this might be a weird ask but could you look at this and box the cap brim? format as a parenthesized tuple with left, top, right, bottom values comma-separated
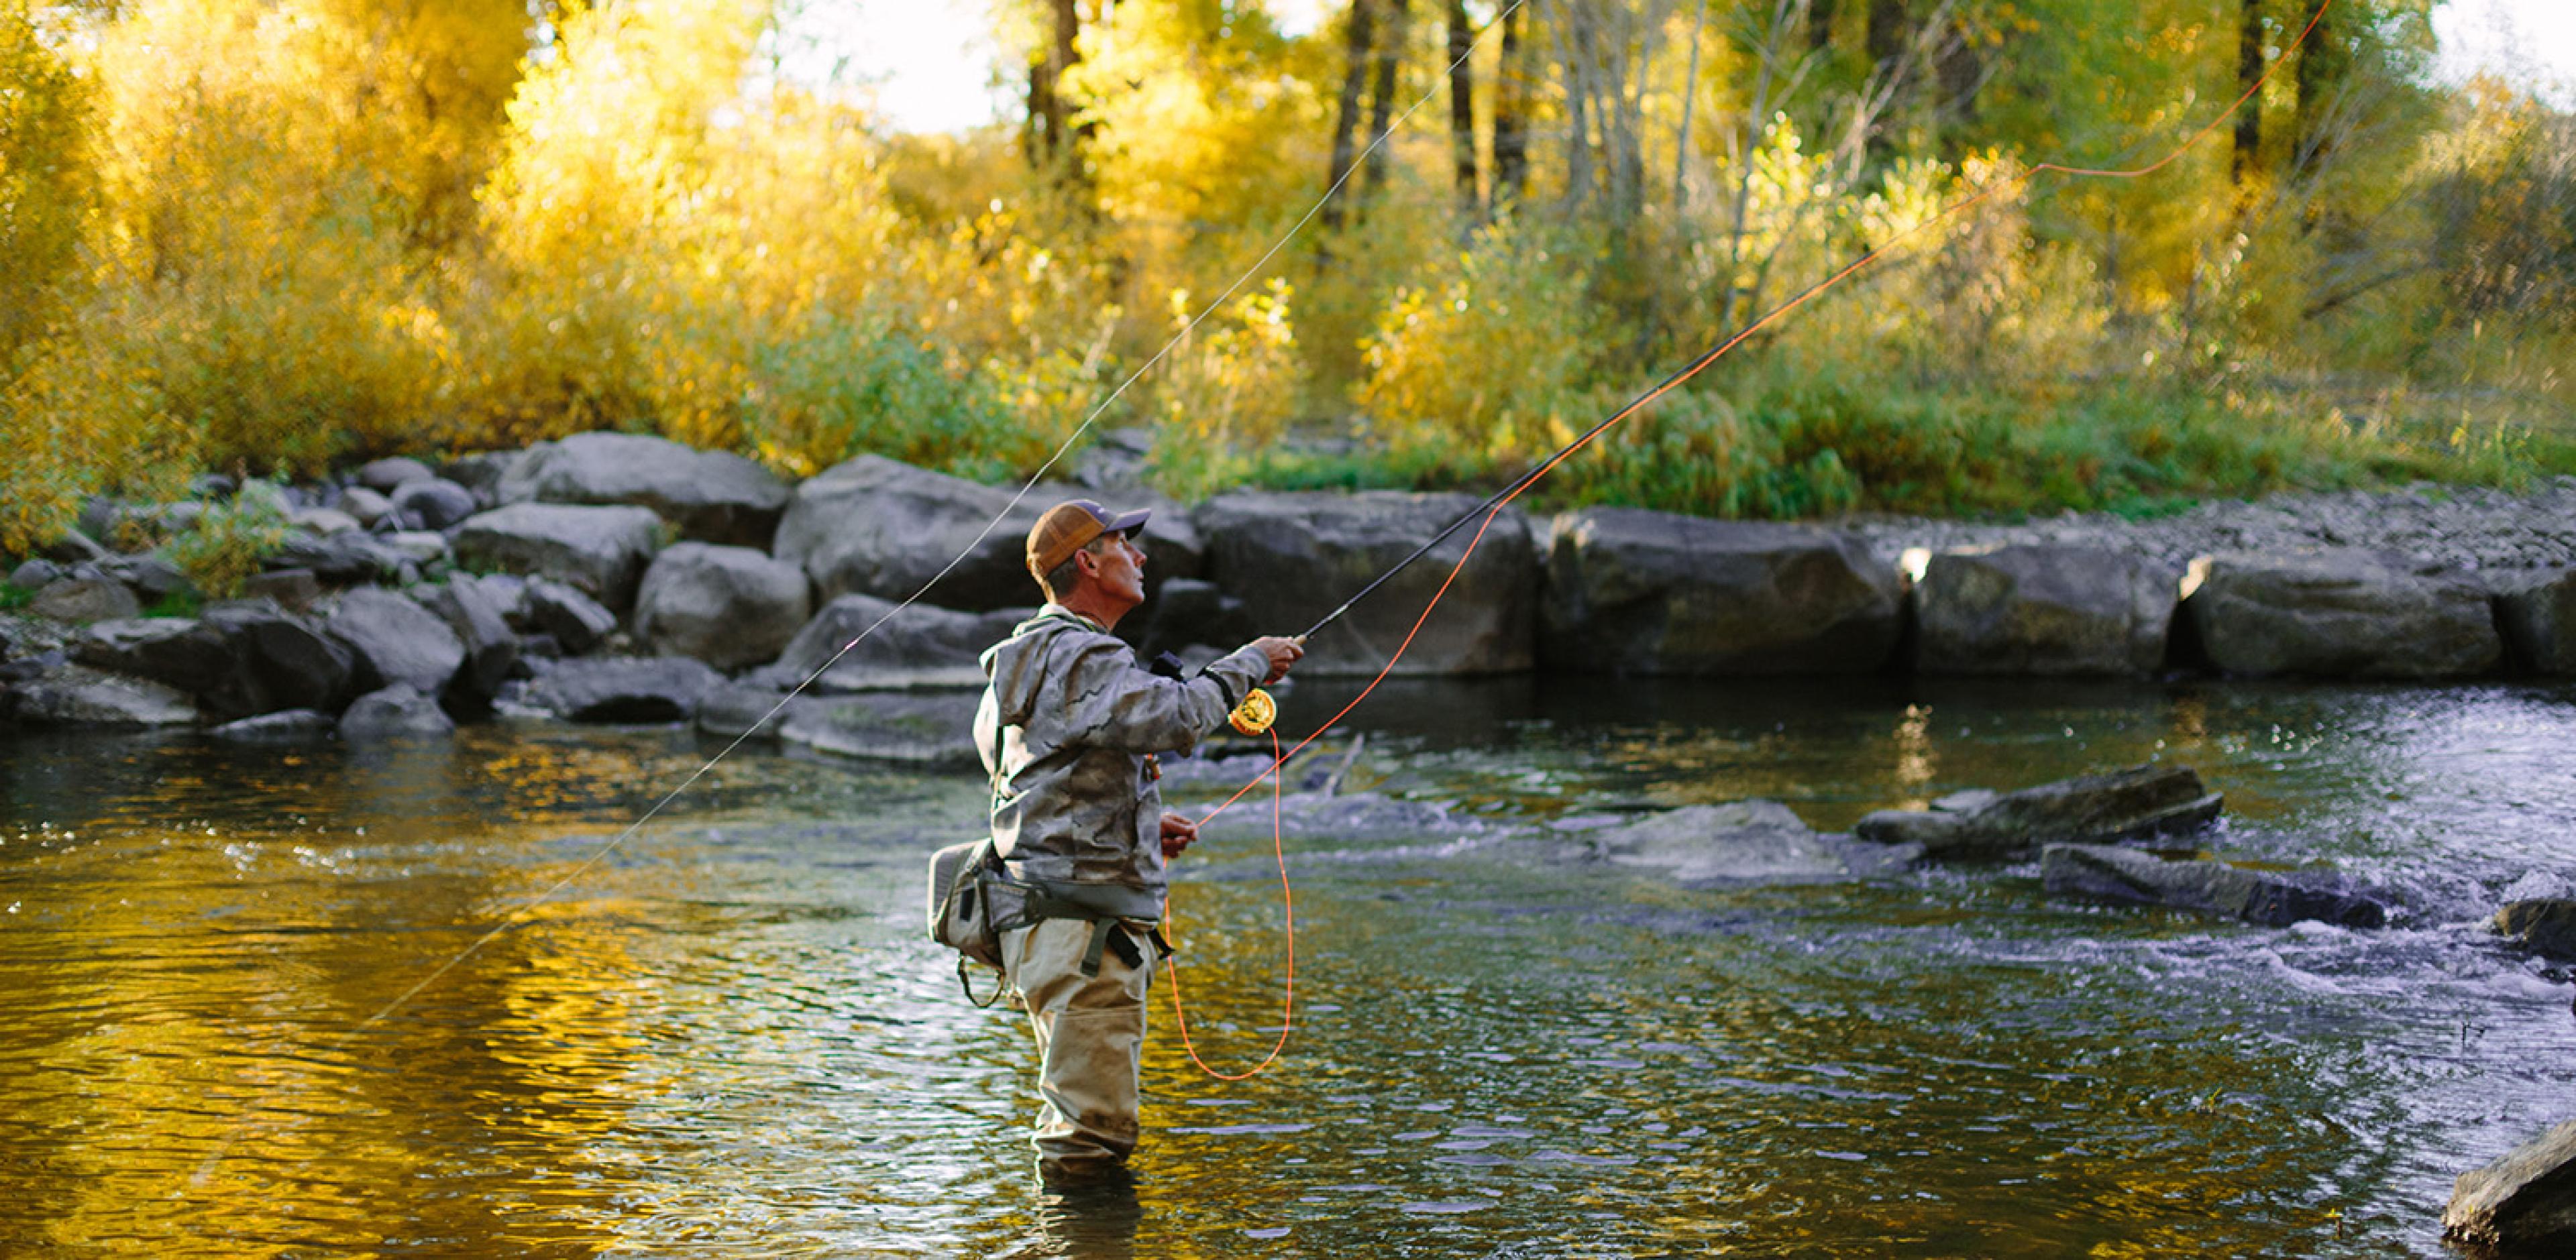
(1102, 507, 1151, 534)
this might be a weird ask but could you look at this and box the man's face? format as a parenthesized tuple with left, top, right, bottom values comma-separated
(1081, 530, 1147, 608)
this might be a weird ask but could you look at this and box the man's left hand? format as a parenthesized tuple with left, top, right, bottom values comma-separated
(1160, 812, 1199, 859)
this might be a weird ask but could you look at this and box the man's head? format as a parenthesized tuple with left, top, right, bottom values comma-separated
(1027, 500, 1152, 614)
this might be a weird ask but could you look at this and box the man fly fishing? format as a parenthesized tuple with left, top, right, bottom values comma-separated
(975, 500, 1302, 1182)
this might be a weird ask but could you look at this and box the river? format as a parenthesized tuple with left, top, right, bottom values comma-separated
(3, 675, 2571, 1257)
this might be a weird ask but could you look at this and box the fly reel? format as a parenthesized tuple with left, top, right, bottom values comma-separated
(1228, 687, 1278, 736)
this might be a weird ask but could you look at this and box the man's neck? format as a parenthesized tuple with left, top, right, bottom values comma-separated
(1052, 592, 1128, 633)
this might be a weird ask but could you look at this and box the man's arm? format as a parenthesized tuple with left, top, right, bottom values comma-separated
(1053, 637, 1279, 754)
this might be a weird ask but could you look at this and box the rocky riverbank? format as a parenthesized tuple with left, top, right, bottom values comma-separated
(6, 435, 2575, 745)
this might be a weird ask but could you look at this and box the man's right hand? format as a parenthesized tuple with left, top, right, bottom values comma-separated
(1252, 636, 1303, 684)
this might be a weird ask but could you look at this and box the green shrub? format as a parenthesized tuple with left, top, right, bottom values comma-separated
(164, 480, 290, 599)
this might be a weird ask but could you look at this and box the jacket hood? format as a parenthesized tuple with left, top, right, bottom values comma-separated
(979, 608, 1095, 728)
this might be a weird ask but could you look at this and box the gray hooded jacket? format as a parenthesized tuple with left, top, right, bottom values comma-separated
(976, 606, 1271, 902)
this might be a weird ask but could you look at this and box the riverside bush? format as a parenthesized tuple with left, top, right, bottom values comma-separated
(164, 479, 290, 599)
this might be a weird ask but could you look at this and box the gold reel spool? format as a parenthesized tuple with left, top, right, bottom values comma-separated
(1228, 688, 1278, 736)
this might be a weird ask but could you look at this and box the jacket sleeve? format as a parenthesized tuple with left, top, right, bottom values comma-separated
(1053, 638, 1269, 754)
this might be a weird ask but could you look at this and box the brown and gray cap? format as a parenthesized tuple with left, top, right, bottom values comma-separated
(1025, 499, 1152, 583)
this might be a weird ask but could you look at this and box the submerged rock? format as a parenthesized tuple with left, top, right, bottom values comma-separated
(2445, 1119, 2576, 1253)
(1589, 800, 1917, 883)
(210, 709, 338, 741)
(2040, 843, 2387, 927)
(1199, 490, 1537, 677)
(525, 656, 722, 723)
(2493, 899, 2576, 963)
(1540, 509, 1900, 676)
(338, 685, 455, 741)
(775, 691, 979, 768)
(2184, 549, 2500, 679)
(1854, 764, 2221, 861)
(2496, 567, 2576, 676)
(1913, 545, 2177, 677)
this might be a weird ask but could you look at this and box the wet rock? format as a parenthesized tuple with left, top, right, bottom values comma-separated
(1195, 791, 1481, 847)
(2183, 549, 2500, 679)
(9, 559, 63, 591)
(357, 457, 434, 492)
(453, 503, 663, 611)
(327, 587, 464, 695)
(5, 665, 197, 727)
(775, 690, 979, 768)
(524, 578, 619, 656)
(268, 530, 411, 585)
(2496, 568, 2576, 676)
(1589, 800, 1914, 883)
(1198, 490, 1537, 677)
(335, 486, 396, 528)
(30, 578, 141, 624)
(1540, 509, 1900, 676)
(751, 593, 1024, 691)
(241, 569, 323, 612)
(419, 577, 520, 708)
(2444, 1119, 2576, 1252)
(337, 684, 455, 740)
(496, 432, 788, 547)
(1913, 545, 2177, 677)
(525, 656, 722, 722)
(390, 477, 477, 530)
(2493, 899, 2576, 963)
(201, 602, 359, 717)
(2041, 843, 2387, 927)
(773, 454, 1047, 613)
(75, 618, 235, 696)
(1855, 764, 2222, 861)
(695, 681, 797, 740)
(633, 542, 811, 670)
(209, 708, 337, 741)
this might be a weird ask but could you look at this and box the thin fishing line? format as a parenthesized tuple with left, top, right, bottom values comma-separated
(185, 0, 1526, 1191)
(1164, 0, 2341, 1080)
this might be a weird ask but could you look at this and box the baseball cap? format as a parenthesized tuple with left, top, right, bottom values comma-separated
(1026, 499, 1152, 581)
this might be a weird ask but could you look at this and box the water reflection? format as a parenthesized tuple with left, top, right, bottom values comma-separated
(4, 678, 2573, 1255)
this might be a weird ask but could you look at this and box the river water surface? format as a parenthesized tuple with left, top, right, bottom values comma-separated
(4, 676, 2572, 1257)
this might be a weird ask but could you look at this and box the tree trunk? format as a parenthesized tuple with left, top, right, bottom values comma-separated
(1364, 0, 1412, 205)
(1864, 0, 1907, 160)
(1025, 0, 1083, 174)
(2232, 0, 2263, 192)
(1673, 0, 1711, 212)
(1493, 0, 1529, 208)
(1326, 0, 1379, 229)
(1809, 0, 1835, 52)
(1446, 0, 1479, 217)
(2293, 0, 2344, 174)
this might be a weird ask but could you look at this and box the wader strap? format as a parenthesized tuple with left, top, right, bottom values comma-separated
(1080, 917, 1119, 978)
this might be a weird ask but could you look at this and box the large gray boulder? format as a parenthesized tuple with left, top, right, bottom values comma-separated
(2184, 549, 2500, 679)
(1914, 545, 2177, 676)
(496, 432, 789, 547)
(525, 656, 723, 722)
(1197, 490, 1536, 677)
(2445, 1119, 2576, 1252)
(1855, 764, 2222, 861)
(753, 593, 1026, 691)
(327, 588, 464, 696)
(1540, 509, 1899, 676)
(338, 684, 455, 741)
(2497, 567, 2576, 676)
(419, 577, 521, 707)
(200, 602, 360, 717)
(633, 542, 811, 670)
(76, 618, 235, 696)
(2040, 843, 2386, 927)
(6, 665, 197, 727)
(771, 455, 1048, 612)
(1589, 799, 1919, 883)
(453, 503, 663, 611)
(2493, 899, 2576, 962)
(774, 691, 982, 768)
(30, 578, 141, 624)
(357, 457, 435, 492)
(267, 530, 412, 585)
